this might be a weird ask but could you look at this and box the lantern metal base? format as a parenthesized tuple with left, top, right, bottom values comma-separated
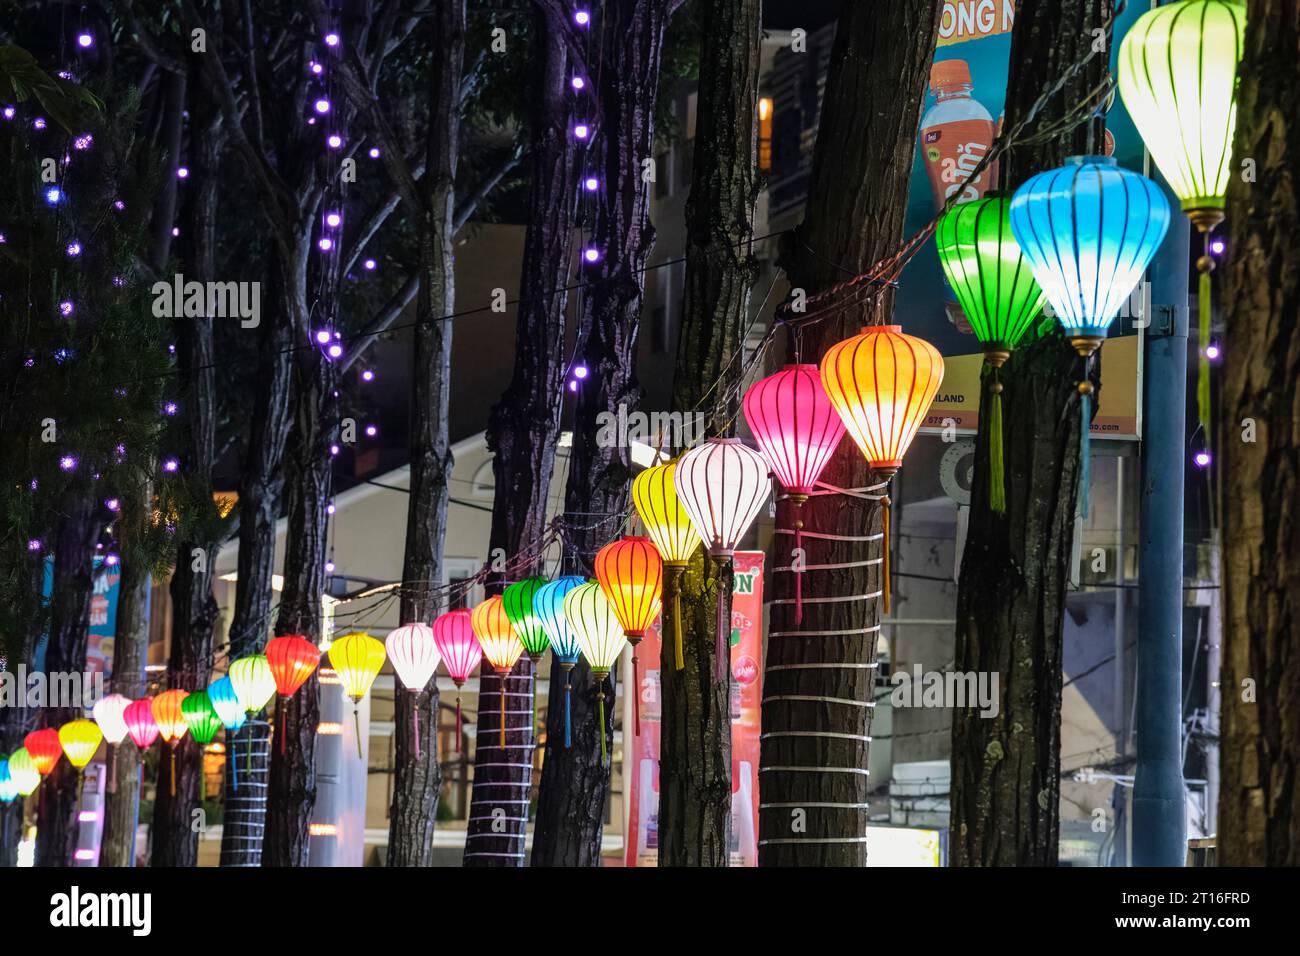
(1185, 206, 1225, 234)
(1069, 335, 1104, 358)
(983, 348, 1011, 368)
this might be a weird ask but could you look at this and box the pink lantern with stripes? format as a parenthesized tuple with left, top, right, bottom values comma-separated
(433, 609, 482, 752)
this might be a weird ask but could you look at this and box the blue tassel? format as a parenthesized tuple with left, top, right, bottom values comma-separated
(564, 673, 572, 749)
(1079, 389, 1091, 519)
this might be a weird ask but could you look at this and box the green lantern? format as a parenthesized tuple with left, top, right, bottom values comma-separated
(181, 690, 224, 746)
(934, 194, 1045, 512)
(502, 575, 551, 663)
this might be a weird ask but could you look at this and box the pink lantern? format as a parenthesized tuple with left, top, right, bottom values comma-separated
(673, 437, 770, 678)
(386, 623, 442, 759)
(433, 609, 482, 751)
(742, 364, 845, 623)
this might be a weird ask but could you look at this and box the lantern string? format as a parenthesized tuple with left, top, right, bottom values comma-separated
(354, 704, 363, 760)
(1197, 231, 1215, 450)
(169, 744, 177, 799)
(989, 367, 1006, 514)
(882, 493, 891, 616)
(715, 558, 731, 683)
(499, 675, 506, 750)
(597, 682, 607, 766)
(413, 690, 421, 762)
(1079, 378, 1093, 520)
(564, 672, 572, 749)
(108, 743, 117, 795)
(279, 697, 286, 757)
(631, 646, 641, 737)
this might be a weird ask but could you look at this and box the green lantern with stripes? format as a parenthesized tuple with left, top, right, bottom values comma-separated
(934, 194, 1045, 512)
(502, 576, 551, 664)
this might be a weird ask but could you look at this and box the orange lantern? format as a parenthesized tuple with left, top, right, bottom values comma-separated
(471, 595, 525, 748)
(266, 634, 322, 757)
(152, 689, 190, 798)
(820, 325, 944, 611)
(24, 728, 63, 776)
(594, 536, 663, 737)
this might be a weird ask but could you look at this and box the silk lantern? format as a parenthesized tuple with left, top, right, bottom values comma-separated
(93, 693, 132, 793)
(229, 654, 277, 715)
(182, 691, 223, 800)
(328, 631, 387, 758)
(472, 595, 525, 748)
(24, 728, 62, 776)
(7, 748, 39, 797)
(595, 537, 662, 737)
(533, 576, 585, 748)
(503, 577, 551, 664)
(934, 196, 1046, 512)
(207, 676, 246, 732)
(58, 719, 102, 771)
(1118, 0, 1245, 440)
(563, 581, 627, 765)
(821, 324, 945, 611)
(124, 698, 160, 750)
(632, 460, 701, 669)
(0, 760, 16, 803)
(674, 438, 770, 679)
(1010, 156, 1170, 517)
(152, 689, 190, 798)
(433, 609, 482, 752)
(743, 364, 847, 621)
(385, 623, 442, 759)
(266, 634, 322, 756)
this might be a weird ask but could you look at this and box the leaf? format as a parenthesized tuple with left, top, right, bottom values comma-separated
(0, 45, 103, 132)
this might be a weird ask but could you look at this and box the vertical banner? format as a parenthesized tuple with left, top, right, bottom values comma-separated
(35, 556, 125, 678)
(624, 552, 763, 866)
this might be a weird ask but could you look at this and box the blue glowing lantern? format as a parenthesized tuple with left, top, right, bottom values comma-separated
(1009, 155, 1170, 357)
(532, 575, 587, 748)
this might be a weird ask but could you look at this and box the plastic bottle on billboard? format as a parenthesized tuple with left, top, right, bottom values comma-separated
(920, 59, 999, 335)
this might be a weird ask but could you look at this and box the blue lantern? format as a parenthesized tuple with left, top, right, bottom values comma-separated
(1009, 155, 1170, 357)
(532, 575, 587, 748)
(0, 758, 16, 803)
(207, 676, 246, 732)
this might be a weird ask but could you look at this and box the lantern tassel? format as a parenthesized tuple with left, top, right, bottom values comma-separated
(989, 373, 1006, 514)
(279, 696, 287, 756)
(455, 693, 462, 754)
(793, 503, 804, 626)
(564, 672, 572, 749)
(1079, 384, 1092, 520)
(631, 646, 641, 737)
(413, 691, 421, 762)
(230, 736, 238, 793)
(667, 567, 684, 671)
(169, 745, 177, 799)
(1197, 237, 1214, 445)
(246, 725, 252, 775)
(597, 684, 607, 766)
(108, 744, 117, 795)
(354, 704, 363, 760)
(882, 494, 891, 615)
(499, 675, 506, 750)
(200, 758, 206, 802)
(715, 559, 729, 683)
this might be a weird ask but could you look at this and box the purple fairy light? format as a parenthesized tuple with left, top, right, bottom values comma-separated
(363, 258, 377, 271)
(568, 380, 579, 392)
(330, 444, 340, 456)
(113, 199, 125, 210)
(45, 187, 62, 205)
(573, 124, 590, 140)
(573, 364, 589, 379)
(162, 458, 180, 473)
(327, 343, 343, 359)
(73, 133, 93, 150)
(59, 455, 78, 472)
(574, 10, 590, 25)
(105, 553, 120, 567)
(172, 227, 180, 237)
(583, 247, 600, 263)
(1205, 343, 1221, 361)
(361, 369, 375, 382)
(327, 502, 336, 515)
(163, 401, 178, 416)
(571, 76, 585, 90)
(314, 98, 331, 114)
(27, 539, 41, 552)
(369, 147, 381, 159)
(105, 498, 120, 511)
(1210, 239, 1225, 256)
(584, 177, 598, 192)
(326, 212, 342, 228)
(58, 300, 74, 316)
(325, 559, 336, 574)
(310, 61, 323, 75)
(77, 32, 93, 48)
(33, 117, 47, 130)
(112, 275, 125, 288)
(318, 237, 333, 251)
(66, 241, 82, 257)
(324, 32, 340, 47)
(327, 134, 343, 150)
(2, 106, 14, 120)
(315, 329, 332, 345)
(1194, 451, 1211, 468)
(365, 424, 378, 437)
(177, 166, 189, 179)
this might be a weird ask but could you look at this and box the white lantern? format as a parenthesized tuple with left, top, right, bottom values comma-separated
(92, 693, 132, 745)
(385, 623, 442, 693)
(673, 438, 771, 558)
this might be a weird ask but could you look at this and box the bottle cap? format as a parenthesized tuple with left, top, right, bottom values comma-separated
(930, 59, 973, 93)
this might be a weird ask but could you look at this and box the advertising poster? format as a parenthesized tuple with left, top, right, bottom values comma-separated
(34, 555, 125, 678)
(909, 0, 1147, 439)
(625, 551, 764, 866)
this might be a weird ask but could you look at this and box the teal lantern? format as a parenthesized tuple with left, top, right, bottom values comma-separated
(0, 758, 16, 803)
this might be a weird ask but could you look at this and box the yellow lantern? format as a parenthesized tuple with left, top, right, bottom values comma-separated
(58, 719, 103, 771)
(7, 748, 40, 797)
(327, 631, 387, 758)
(631, 460, 701, 670)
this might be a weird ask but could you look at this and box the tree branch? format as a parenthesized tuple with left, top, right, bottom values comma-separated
(342, 272, 420, 372)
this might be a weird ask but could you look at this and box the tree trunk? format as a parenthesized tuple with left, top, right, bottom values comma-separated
(264, 351, 336, 866)
(757, 0, 939, 867)
(102, 493, 153, 868)
(949, 0, 1109, 868)
(1218, 0, 1300, 866)
(660, 0, 761, 868)
(387, 0, 464, 868)
(34, 491, 103, 868)
(0, 557, 39, 868)
(529, 0, 680, 868)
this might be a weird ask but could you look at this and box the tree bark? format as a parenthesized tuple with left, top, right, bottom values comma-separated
(387, 0, 465, 868)
(34, 491, 104, 868)
(949, 0, 1109, 868)
(659, 0, 761, 868)
(757, 0, 940, 867)
(529, 0, 680, 868)
(0, 556, 40, 868)
(1218, 0, 1300, 866)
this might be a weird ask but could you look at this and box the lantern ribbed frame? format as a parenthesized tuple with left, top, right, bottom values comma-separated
(151, 689, 190, 744)
(934, 196, 1046, 357)
(23, 728, 62, 776)
(123, 698, 160, 750)
(1009, 156, 1171, 350)
(563, 581, 627, 676)
(181, 690, 225, 745)
(328, 631, 388, 703)
(533, 576, 586, 664)
(673, 438, 771, 559)
(471, 595, 525, 673)
(207, 676, 246, 731)
(229, 654, 277, 714)
(58, 719, 103, 769)
(743, 363, 846, 498)
(1118, 0, 1245, 227)
(266, 634, 322, 698)
(632, 460, 701, 568)
(502, 576, 552, 658)
(594, 537, 663, 640)
(432, 609, 482, 686)
(92, 693, 132, 745)
(7, 749, 40, 796)
(385, 623, 442, 693)
(820, 325, 945, 471)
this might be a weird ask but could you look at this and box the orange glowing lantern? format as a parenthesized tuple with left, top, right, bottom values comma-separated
(152, 689, 190, 798)
(594, 536, 662, 737)
(472, 595, 525, 748)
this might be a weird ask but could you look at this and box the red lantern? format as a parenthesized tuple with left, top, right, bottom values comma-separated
(124, 698, 160, 750)
(267, 634, 322, 698)
(23, 728, 63, 776)
(433, 608, 482, 752)
(595, 536, 663, 737)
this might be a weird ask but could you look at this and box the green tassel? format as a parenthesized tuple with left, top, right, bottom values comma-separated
(989, 381, 1006, 514)
(597, 687, 607, 766)
(1198, 260, 1213, 446)
(1079, 390, 1092, 520)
